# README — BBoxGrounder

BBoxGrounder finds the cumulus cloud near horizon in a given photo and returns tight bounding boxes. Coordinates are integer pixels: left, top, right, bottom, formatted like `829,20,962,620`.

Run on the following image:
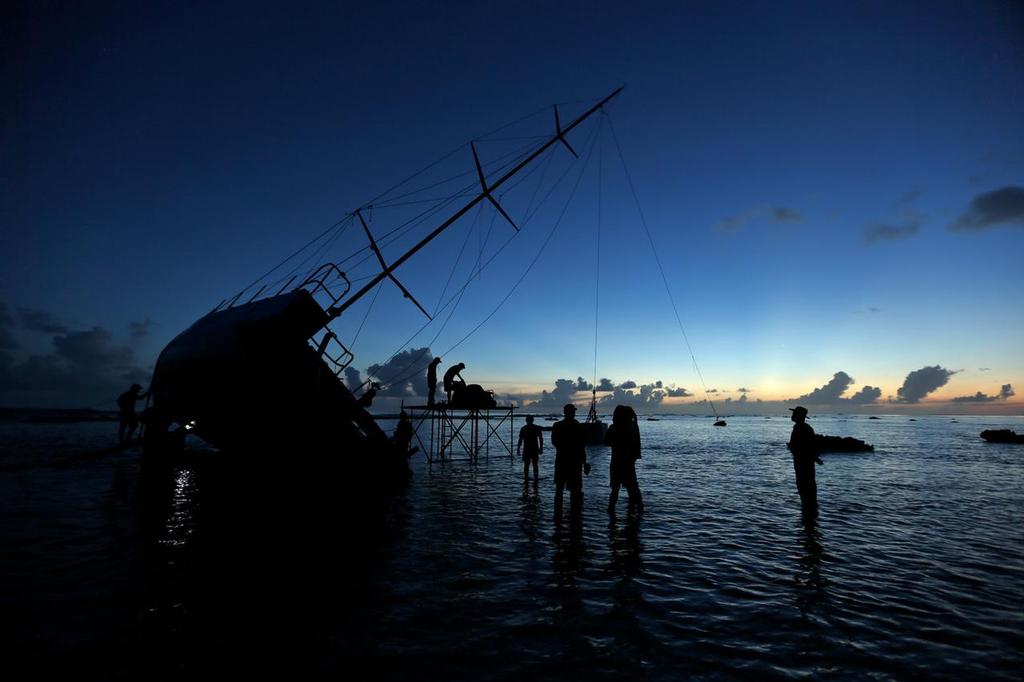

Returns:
789,371,882,406
0,325,150,407
366,346,435,397
951,384,1015,403
893,365,956,403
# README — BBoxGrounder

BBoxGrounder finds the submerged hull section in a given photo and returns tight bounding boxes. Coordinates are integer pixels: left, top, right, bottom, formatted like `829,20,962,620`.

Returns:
150,291,398,466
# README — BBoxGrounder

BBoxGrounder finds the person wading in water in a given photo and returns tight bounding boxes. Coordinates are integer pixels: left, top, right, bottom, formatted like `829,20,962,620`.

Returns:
551,403,590,520
605,404,644,515
788,405,823,518
517,415,544,483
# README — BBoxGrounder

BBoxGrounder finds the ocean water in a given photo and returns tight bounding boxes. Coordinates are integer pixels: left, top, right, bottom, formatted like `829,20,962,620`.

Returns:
2,414,1022,680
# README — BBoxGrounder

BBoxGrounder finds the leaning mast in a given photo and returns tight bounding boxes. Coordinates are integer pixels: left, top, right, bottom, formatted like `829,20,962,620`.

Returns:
328,86,624,320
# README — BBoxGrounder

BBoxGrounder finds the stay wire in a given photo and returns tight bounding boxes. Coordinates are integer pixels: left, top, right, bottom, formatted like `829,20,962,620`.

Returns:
593,116,603,391
376,119,602,391
605,113,720,420
432,117,601,367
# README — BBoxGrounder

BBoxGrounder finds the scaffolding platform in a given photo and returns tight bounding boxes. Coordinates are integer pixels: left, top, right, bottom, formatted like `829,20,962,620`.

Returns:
403,404,517,462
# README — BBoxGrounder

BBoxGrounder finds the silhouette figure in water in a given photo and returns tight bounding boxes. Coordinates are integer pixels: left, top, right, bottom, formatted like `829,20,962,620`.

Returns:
517,415,544,482
551,403,590,520
356,382,380,409
117,383,149,444
788,406,823,517
443,362,466,404
393,410,417,456
605,404,644,515
426,357,443,407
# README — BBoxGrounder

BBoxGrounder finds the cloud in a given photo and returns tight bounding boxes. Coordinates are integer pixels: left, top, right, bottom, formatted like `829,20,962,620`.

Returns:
951,384,1015,403
737,387,751,393
894,365,956,403
790,371,881,406
18,308,70,334
533,377,589,408
598,382,666,408
893,187,924,208
0,326,149,405
770,207,802,223
951,186,1024,231
848,385,882,405
0,302,15,350
129,319,154,339
868,307,881,313
864,219,920,245
716,206,802,232
978,367,991,372
797,371,855,403
596,378,615,392
618,380,637,390
365,346,434,397
343,366,363,391
706,388,719,394
715,208,759,232
666,386,692,397
574,377,593,392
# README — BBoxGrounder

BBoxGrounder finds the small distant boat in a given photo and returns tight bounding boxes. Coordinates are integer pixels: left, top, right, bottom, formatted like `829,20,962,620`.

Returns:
868,416,880,420
909,418,917,422
713,419,727,427
980,429,1024,444
646,417,659,421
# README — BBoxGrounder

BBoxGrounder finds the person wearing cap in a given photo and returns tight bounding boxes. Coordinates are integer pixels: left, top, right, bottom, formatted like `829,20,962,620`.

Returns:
551,403,590,519
788,406,823,516
117,383,149,445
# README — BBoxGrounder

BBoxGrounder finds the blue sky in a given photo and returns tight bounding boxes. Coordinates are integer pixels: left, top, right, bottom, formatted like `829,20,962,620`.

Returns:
2,1,1022,412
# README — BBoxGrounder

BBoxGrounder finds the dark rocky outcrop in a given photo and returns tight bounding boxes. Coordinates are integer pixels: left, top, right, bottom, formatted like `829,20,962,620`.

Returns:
980,429,1024,444
816,434,874,452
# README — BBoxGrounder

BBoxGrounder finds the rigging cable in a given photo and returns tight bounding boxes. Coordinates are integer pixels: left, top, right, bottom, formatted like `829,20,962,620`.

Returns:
375,117,603,391
605,112,721,420
593,115,603,393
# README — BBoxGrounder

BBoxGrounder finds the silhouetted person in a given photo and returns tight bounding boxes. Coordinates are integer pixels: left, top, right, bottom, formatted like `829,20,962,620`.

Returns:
426,357,443,407
551,403,589,519
605,404,643,515
394,411,416,456
788,406,823,517
357,382,380,409
117,383,148,445
517,415,544,482
443,362,466,404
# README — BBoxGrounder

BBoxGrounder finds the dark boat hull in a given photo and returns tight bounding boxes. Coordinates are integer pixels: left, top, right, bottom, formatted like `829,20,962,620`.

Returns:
149,290,402,469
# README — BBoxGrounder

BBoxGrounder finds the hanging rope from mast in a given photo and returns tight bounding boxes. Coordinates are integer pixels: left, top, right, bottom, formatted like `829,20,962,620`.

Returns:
605,112,721,420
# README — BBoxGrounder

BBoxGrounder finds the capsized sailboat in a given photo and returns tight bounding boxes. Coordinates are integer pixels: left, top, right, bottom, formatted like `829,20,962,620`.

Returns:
145,88,624,475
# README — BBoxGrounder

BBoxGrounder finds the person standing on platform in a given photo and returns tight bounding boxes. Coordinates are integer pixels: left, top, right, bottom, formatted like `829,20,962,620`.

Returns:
426,357,443,407
788,406,823,518
517,415,544,482
551,403,589,520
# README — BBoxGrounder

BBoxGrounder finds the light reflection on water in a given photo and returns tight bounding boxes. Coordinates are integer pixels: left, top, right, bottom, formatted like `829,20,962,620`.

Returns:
1,415,1022,678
